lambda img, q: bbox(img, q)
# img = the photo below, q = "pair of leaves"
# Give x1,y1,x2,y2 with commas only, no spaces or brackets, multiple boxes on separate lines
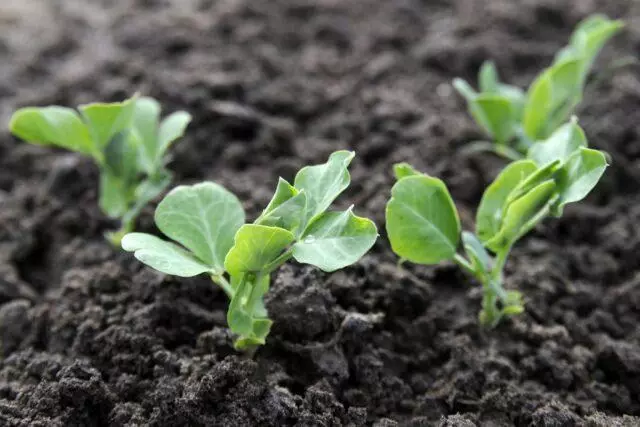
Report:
476,121,608,251
453,63,524,145
9,96,192,221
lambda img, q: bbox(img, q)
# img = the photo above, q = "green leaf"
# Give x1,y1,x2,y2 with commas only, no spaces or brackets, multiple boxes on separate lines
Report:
158,111,191,160
292,208,378,272
255,178,307,233
570,15,624,72
79,97,137,149
462,231,491,274
227,275,254,337
386,175,460,264
294,150,355,226
506,159,562,205
99,171,133,218
474,95,515,144
104,131,139,182
132,97,161,173
486,180,556,251
9,107,96,157
476,160,537,244
121,232,214,277
154,182,245,275
555,147,608,210
479,61,499,93
527,120,587,166
224,224,295,276
393,163,422,180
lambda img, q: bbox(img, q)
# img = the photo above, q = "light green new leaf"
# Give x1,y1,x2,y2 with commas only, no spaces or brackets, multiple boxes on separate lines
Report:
452,78,477,101
79,97,137,149
486,180,556,251
506,159,562,205
292,208,377,272
476,160,537,244
294,150,355,224
99,172,133,218
479,61,499,93
231,274,270,318
255,178,307,233
228,273,273,348
132,97,161,173
393,162,423,180
121,233,214,277
228,275,254,337
155,182,245,274
570,15,624,72
224,224,295,276
158,111,191,159
9,107,95,157
528,120,587,166
555,148,608,210
386,176,460,264
462,231,491,274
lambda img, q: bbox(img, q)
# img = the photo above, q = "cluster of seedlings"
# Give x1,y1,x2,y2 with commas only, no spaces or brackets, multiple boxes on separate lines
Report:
7,15,622,350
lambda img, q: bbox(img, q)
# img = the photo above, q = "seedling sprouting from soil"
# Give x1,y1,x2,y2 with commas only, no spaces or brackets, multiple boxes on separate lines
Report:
385,120,607,327
9,96,191,245
122,151,378,351
453,14,623,160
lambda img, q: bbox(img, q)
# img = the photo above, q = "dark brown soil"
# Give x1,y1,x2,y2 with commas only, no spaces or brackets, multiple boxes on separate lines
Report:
1,0,640,425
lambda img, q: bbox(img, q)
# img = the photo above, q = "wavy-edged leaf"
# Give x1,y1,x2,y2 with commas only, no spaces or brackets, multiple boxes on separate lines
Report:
122,232,214,277
476,160,537,244
155,182,245,274
292,208,377,272
224,224,294,276
294,150,355,226
386,175,460,264
9,106,95,156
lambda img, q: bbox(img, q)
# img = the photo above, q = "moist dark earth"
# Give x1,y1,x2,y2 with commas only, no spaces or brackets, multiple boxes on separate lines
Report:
1,0,640,425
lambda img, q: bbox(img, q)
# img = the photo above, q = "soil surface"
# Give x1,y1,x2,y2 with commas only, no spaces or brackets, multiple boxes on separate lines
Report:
1,0,640,425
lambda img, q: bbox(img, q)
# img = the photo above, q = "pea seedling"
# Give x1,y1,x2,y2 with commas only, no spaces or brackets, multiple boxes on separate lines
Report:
9,96,191,245
385,120,607,326
122,151,378,350
453,14,623,160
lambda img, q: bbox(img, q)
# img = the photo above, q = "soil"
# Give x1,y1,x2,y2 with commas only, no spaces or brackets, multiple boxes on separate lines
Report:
1,0,640,425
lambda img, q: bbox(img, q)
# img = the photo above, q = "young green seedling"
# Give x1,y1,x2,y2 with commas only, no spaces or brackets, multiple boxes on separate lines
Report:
9,96,191,245
453,14,623,160
386,120,608,327
121,151,378,351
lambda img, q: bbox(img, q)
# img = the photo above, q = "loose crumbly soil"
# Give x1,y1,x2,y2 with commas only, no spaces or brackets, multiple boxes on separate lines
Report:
1,0,640,425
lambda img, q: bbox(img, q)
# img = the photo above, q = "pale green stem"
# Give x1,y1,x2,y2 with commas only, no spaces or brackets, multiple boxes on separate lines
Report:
211,274,234,299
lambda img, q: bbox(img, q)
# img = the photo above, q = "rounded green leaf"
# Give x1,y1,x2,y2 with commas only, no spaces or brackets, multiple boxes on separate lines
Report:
292,208,378,272
9,106,95,156
386,176,460,264
224,224,295,276
79,97,137,149
475,95,516,144
476,160,537,244
155,182,245,274
122,232,214,277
